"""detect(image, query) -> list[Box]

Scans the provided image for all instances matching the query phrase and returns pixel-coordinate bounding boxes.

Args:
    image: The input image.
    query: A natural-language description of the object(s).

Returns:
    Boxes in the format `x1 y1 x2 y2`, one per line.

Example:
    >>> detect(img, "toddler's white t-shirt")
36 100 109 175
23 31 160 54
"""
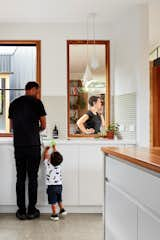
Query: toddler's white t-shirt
44 159 62 185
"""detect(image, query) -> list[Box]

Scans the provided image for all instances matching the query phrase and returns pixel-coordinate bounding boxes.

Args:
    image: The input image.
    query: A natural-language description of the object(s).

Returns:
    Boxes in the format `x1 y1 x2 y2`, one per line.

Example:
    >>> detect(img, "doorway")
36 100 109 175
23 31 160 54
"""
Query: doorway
150 56 160 147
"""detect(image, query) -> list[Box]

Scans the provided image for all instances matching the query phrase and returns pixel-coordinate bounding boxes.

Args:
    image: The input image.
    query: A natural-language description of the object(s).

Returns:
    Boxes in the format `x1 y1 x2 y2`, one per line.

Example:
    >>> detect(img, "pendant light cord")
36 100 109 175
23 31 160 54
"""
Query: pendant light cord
92 13 96 59
86 15 89 65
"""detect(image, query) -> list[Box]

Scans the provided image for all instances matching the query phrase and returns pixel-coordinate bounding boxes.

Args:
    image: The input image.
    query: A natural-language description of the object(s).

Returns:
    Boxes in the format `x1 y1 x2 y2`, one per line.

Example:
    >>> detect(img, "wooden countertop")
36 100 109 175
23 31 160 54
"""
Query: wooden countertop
101 146 160 173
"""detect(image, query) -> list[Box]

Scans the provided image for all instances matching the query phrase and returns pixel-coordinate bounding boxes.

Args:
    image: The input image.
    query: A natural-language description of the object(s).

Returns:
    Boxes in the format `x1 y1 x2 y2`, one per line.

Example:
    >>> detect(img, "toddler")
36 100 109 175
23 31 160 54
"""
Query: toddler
43 145 67 221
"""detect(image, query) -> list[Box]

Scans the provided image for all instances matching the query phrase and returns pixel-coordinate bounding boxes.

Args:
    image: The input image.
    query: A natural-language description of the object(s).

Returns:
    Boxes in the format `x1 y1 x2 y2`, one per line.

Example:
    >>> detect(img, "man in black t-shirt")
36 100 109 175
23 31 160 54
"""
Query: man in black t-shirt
8 81 46 220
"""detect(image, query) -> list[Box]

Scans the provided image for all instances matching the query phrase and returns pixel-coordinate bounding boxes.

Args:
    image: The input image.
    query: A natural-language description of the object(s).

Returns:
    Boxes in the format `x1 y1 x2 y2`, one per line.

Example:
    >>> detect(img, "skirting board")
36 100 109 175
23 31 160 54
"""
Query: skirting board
0 205 103 214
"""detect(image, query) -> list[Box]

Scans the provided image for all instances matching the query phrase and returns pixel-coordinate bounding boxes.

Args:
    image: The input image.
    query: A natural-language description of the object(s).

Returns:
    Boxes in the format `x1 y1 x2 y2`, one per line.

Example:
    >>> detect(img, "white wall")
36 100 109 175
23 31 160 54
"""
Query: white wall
113 5 149 146
0 22 114 138
136 5 149 147
0 12 149 144
149 1 160 50
0 22 113 96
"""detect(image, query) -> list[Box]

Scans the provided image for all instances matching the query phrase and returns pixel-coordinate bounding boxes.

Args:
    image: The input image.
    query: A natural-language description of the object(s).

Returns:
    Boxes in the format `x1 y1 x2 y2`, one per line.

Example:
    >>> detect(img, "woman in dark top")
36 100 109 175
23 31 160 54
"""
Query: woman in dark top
77 96 105 134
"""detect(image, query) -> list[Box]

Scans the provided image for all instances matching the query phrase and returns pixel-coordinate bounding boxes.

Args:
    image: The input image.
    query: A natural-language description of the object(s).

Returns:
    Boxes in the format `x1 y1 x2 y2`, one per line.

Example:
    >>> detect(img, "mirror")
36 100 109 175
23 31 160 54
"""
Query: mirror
67 40 110 137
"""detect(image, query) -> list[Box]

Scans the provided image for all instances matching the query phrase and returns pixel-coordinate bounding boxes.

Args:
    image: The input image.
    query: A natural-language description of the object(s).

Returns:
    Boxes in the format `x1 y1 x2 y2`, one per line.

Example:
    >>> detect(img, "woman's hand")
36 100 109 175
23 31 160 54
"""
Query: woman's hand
98 105 104 115
86 128 95 134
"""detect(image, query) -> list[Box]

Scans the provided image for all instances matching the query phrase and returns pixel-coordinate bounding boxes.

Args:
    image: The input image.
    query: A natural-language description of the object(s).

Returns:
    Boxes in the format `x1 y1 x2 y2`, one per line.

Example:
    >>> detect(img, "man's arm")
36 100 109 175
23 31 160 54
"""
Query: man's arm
10 119 13 131
39 116 46 131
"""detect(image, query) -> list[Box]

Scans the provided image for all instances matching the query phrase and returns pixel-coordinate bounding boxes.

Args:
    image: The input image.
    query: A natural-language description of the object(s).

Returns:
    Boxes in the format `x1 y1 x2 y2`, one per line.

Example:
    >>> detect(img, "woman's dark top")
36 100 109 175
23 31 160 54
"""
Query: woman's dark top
84 110 102 133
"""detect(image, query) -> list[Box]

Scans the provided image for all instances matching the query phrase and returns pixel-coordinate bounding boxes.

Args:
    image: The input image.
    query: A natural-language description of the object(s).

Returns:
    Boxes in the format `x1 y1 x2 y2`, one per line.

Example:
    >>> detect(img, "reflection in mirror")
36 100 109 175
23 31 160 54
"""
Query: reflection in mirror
67 40 110 137
0 42 40 135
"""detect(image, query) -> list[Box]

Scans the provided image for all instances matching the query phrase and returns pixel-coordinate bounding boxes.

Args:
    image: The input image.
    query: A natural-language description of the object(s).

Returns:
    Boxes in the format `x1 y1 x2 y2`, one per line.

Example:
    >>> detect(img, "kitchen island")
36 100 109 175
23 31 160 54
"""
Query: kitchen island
102 147 160 240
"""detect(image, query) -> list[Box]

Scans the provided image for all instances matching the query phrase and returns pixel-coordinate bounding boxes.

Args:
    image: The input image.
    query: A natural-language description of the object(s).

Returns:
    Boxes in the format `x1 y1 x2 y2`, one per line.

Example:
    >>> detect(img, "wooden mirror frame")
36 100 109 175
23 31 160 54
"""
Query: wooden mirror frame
0 40 41 137
67 40 110 138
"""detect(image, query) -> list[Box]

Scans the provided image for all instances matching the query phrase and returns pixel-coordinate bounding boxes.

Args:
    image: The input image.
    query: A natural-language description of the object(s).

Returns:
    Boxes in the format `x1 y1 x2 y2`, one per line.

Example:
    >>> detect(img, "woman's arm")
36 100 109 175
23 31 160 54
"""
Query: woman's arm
100 114 105 128
98 105 105 128
77 114 95 134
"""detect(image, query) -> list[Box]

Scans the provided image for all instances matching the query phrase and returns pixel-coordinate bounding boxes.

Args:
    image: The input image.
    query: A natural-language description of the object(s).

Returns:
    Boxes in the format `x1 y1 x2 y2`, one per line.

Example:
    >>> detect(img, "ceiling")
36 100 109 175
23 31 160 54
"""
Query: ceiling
0 0 155 23
70 44 105 73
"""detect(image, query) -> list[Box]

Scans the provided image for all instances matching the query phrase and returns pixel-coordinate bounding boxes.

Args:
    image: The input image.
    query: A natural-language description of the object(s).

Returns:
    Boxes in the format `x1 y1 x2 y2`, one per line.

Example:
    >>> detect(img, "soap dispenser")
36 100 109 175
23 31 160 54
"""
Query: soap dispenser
52 125 59 139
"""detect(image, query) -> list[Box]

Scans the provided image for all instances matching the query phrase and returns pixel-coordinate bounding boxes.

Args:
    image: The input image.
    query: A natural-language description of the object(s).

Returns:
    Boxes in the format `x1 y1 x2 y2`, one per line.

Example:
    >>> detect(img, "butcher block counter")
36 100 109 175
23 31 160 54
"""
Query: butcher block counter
101 146 160 173
102 146 160 240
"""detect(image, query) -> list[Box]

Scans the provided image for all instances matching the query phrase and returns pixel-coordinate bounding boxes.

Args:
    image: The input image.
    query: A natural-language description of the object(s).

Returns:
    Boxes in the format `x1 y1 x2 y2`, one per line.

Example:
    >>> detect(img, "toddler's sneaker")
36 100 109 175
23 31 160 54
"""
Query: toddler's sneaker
59 208 67 217
50 214 59 221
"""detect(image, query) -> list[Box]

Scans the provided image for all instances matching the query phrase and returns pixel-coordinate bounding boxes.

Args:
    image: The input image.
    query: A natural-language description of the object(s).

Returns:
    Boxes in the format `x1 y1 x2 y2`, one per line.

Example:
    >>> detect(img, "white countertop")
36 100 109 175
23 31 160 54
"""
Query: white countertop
0 137 136 146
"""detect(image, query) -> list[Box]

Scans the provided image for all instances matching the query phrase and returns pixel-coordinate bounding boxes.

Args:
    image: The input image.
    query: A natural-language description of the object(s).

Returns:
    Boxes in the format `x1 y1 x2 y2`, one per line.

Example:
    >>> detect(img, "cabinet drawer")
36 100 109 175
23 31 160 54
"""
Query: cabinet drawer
108 157 160 216
138 209 160 240
105 182 137 240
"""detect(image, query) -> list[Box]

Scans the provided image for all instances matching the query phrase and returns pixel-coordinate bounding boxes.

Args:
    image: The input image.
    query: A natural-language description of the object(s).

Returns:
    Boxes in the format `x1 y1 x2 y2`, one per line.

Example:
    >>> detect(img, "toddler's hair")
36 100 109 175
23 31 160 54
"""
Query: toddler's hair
50 151 63 166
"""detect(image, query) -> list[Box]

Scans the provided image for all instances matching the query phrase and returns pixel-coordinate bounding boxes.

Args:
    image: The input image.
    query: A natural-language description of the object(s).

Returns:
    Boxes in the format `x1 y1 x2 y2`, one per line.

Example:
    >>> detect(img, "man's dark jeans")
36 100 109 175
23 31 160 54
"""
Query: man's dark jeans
14 146 41 212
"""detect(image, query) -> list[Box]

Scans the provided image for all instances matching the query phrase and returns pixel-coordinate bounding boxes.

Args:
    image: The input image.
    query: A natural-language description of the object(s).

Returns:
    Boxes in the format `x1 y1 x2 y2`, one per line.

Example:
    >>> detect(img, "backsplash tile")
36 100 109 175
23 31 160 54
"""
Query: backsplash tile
42 96 67 139
114 92 136 141
42 93 136 141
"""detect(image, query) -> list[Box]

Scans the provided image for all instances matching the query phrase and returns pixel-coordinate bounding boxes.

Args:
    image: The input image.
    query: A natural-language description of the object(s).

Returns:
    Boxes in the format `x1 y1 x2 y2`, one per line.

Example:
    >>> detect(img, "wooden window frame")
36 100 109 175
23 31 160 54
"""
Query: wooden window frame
0 40 41 137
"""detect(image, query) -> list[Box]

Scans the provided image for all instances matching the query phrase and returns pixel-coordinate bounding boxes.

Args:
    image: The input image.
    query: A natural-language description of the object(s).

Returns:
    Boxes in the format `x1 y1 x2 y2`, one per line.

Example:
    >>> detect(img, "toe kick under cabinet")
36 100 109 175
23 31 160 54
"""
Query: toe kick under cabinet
104 154 160 240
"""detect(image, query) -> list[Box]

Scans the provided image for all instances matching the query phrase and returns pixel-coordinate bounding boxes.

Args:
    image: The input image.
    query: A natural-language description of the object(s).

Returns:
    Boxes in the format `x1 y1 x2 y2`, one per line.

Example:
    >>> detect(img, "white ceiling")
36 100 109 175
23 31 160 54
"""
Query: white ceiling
70 44 105 73
0 0 155 23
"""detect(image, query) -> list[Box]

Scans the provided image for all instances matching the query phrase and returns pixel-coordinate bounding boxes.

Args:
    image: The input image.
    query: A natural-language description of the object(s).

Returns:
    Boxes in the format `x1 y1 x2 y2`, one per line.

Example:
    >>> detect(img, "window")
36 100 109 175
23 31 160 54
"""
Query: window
0 40 41 136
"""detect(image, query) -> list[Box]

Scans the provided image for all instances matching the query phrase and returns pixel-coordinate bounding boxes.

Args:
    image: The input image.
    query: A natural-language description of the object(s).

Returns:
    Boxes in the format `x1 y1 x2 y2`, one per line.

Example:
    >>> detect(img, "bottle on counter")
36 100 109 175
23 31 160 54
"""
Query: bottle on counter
52 125 59 139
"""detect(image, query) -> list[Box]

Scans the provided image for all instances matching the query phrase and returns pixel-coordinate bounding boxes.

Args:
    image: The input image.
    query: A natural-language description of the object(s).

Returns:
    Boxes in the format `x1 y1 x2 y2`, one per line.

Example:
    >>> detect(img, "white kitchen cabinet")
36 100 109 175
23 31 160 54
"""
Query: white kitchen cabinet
138 209 160 240
79 145 103 205
0 138 135 213
104 154 160 240
105 182 137 240
55 144 79 205
0 145 16 205
38 144 79 206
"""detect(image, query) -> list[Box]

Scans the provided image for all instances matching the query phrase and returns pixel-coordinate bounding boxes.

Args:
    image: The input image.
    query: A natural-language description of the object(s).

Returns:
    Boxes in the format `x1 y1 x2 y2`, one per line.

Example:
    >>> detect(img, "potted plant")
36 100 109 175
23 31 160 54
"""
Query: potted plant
105 122 120 139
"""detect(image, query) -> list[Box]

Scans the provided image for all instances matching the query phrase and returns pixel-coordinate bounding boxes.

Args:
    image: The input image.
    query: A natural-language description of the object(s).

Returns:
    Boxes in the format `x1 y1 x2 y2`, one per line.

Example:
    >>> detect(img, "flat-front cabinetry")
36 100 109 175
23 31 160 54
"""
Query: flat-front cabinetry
54 144 79 206
0 140 135 212
105 182 137 240
54 144 104 207
79 145 103 205
138 209 160 240
104 156 160 240
0 143 104 210
0 144 16 205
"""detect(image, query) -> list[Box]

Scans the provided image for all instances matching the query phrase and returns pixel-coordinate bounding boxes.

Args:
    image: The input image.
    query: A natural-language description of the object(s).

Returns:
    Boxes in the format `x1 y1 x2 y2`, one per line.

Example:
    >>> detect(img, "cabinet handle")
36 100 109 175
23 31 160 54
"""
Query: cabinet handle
105 177 109 182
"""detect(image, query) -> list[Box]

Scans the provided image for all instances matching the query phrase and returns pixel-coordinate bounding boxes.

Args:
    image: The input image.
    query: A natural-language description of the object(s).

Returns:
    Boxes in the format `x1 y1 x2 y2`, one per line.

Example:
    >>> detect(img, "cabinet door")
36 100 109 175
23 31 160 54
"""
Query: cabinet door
138 209 160 240
79 145 103 205
0 145 16 204
105 182 137 240
55 144 79 205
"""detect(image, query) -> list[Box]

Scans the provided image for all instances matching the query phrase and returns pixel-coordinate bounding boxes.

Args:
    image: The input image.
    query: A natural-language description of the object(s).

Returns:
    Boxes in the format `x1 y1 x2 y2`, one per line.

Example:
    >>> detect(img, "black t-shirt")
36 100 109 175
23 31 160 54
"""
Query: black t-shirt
8 95 46 147
84 110 102 134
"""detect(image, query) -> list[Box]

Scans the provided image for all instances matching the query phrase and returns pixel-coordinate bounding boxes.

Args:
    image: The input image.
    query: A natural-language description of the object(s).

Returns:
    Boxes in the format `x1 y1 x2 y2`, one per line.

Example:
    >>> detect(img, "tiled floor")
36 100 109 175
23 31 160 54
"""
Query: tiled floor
0 213 103 240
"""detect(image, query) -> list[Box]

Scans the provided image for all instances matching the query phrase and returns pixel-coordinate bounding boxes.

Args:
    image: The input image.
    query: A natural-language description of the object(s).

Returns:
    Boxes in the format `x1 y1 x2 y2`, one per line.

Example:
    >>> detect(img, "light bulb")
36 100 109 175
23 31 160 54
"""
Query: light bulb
83 64 93 82
90 56 99 69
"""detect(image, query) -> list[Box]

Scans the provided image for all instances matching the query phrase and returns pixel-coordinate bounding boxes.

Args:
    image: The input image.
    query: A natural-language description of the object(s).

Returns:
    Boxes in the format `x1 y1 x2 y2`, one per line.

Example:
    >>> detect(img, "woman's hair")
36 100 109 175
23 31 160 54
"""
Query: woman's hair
50 151 63 166
88 96 100 107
